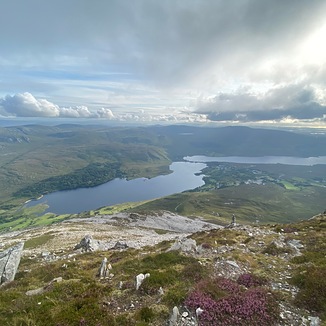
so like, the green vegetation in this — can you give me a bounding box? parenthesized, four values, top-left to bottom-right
(14, 162, 124, 198)
(1, 215, 325, 325)
(1, 124, 326, 229)
(131, 183, 326, 224)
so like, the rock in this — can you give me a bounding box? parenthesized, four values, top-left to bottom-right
(26, 277, 63, 296)
(196, 307, 204, 317)
(98, 257, 108, 278)
(74, 235, 100, 252)
(169, 306, 179, 326)
(0, 242, 24, 285)
(25, 287, 46, 296)
(287, 239, 304, 250)
(136, 273, 151, 290)
(215, 258, 246, 280)
(158, 286, 164, 295)
(136, 273, 150, 290)
(226, 260, 240, 269)
(168, 238, 197, 253)
(113, 241, 128, 250)
(118, 281, 123, 289)
(308, 316, 321, 326)
(41, 251, 50, 258)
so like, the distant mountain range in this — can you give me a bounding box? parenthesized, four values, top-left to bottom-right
(145, 125, 326, 159)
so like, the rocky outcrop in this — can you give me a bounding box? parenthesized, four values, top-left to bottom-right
(168, 237, 197, 253)
(0, 242, 24, 285)
(74, 235, 102, 252)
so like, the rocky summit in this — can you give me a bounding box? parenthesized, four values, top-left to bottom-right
(0, 211, 325, 325)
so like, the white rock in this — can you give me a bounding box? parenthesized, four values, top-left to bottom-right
(136, 273, 150, 290)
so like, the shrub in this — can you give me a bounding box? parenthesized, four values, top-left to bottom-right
(201, 243, 212, 249)
(181, 261, 206, 282)
(162, 284, 188, 307)
(185, 277, 279, 325)
(140, 270, 179, 295)
(237, 273, 268, 288)
(138, 306, 154, 322)
(291, 266, 326, 318)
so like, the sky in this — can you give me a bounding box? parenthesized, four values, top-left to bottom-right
(1, 0, 326, 126)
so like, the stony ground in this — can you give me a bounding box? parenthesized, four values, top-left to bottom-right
(0, 211, 220, 257)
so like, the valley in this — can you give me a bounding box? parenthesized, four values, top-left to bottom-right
(0, 124, 326, 231)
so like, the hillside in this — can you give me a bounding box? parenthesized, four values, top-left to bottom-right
(1, 211, 325, 325)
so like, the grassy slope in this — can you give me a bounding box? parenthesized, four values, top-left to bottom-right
(0, 214, 325, 325)
(129, 184, 326, 224)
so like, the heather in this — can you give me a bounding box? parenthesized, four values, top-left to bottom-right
(237, 273, 268, 288)
(185, 276, 279, 325)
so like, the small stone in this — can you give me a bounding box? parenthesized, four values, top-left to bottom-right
(196, 307, 204, 317)
(182, 312, 189, 318)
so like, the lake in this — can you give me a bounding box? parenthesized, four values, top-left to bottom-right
(184, 155, 326, 166)
(25, 161, 207, 214)
(25, 155, 326, 215)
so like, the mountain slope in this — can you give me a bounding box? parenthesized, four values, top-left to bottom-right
(0, 211, 325, 325)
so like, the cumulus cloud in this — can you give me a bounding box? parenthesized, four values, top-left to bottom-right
(96, 108, 115, 119)
(0, 93, 60, 117)
(0, 93, 116, 119)
(196, 84, 326, 122)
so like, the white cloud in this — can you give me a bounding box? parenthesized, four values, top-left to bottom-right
(0, 93, 60, 117)
(96, 108, 115, 119)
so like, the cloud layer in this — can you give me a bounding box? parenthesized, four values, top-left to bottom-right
(196, 84, 326, 123)
(0, 93, 207, 124)
(1, 1, 326, 125)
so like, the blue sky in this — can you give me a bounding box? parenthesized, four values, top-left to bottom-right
(1, 0, 326, 126)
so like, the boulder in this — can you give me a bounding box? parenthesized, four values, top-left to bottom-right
(113, 241, 128, 250)
(74, 235, 100, 252)
(168, 237, 197, 253)
(0, 242, 24, 285)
